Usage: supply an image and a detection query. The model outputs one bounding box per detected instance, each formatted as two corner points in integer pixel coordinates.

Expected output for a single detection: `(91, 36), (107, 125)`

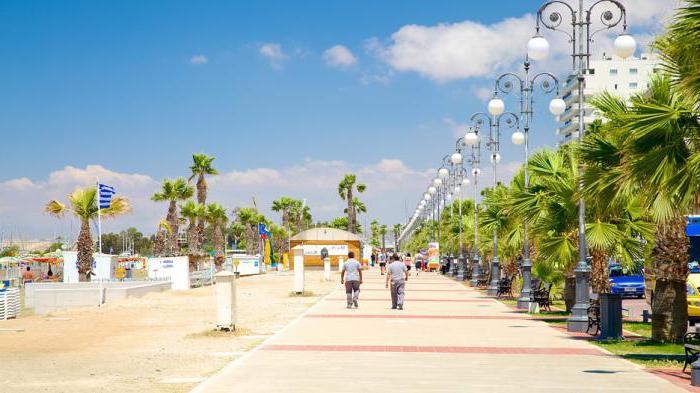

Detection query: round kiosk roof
(290, 227), (361, 242)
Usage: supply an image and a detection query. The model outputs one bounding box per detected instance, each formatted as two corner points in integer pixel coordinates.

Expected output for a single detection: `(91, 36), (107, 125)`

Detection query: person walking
(386, 254), (408, 310)
(379, 252), (387, 275)
(414, 253), (422, 276)
(341, 251), (362, 309)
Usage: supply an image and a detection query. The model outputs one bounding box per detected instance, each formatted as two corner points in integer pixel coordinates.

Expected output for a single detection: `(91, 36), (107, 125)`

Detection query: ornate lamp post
(488, 61), (564, 309)
(463, 127), (482, 287)
(527, 0), (635, 332)
(451, 144), (467, 280)
(470, 111), (519, 296)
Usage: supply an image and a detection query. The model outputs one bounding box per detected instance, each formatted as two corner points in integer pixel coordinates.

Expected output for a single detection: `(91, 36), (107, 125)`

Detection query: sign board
(302, 245), (348, 256)
(428, 242), (440, 269)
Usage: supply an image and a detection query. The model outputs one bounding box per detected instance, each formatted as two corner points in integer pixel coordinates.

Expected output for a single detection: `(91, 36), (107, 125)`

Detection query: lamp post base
(469, 258), (481, 287)
(455, 257), (465, 281)
(516, 296), (531, 310)
(567, 262), (591, 332)
(486, 258), (500, 296)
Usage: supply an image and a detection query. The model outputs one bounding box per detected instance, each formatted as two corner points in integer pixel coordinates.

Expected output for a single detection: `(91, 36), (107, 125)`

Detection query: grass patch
(593, 339), (685, 369)
(623, 321), (652, 337)
(289, 291), (316, 297)
(186, 327), (252, 339)
(500, 299), (518, 307)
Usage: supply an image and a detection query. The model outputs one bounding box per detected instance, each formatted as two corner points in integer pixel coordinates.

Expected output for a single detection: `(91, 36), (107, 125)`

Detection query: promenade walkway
(193, 268), (684, 392)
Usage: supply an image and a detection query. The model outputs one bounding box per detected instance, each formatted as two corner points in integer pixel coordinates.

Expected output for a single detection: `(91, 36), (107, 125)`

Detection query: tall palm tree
(46, 187), (130, 281)
(272, 197), (295, 251)
(338, 174), (366, 234)
(370, 220), (381, 248)
(189, 154), (218, 244)
(393, 224), (402, 252)
(587, 75), (699, 342)
(380, 224), (388, 253)
(152, 178), (194, 256)
(180, 200), (205, 255)
(153, 219), (171, 257)
(233, 207), (265, 255)
(206, 203), (228, 265)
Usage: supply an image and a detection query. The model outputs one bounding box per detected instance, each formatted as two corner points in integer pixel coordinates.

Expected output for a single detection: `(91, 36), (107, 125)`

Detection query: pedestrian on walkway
(341, 251), (362, 309)
(379, 252), (387, 275)
(414, 253), (422, 275)
(386, 254), (408, 310)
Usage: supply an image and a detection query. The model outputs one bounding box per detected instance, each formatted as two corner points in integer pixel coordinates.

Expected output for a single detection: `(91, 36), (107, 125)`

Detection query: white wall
(148, 256), (190, 290)
(62, 251), (117, 283)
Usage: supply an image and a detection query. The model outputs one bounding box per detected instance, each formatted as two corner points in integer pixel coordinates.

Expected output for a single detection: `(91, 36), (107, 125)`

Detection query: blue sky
(0, 0), (675, 239)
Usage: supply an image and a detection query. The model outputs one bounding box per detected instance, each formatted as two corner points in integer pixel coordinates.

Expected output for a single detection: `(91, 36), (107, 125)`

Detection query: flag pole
(97, 180), (103, 254)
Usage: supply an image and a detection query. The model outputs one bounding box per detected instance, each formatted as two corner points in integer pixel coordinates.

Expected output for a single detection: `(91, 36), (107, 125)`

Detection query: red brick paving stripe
(647, 369), (700, 392)
(306, 314), (530, 320)
(261, 344), (603, 356)
(326, 298), (494, 303)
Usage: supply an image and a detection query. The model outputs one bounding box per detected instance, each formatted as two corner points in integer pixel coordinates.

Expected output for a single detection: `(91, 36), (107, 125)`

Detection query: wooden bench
(684, 332), (700, 372)
(587, 304), (601, 336)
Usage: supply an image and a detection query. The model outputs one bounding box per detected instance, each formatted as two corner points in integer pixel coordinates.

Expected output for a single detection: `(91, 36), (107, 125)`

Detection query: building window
(629, 82), (639, 89)
(629, 68), (638, 75)
(609, 69), (618, 75)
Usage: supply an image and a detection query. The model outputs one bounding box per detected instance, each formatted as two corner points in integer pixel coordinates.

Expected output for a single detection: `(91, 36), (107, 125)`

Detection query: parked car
(688, 273), (700, 325)
(608, 264), (645, 298)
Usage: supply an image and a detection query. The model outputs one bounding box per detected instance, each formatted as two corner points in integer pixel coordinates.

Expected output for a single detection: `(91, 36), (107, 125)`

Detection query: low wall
(26, 281), (171, 314)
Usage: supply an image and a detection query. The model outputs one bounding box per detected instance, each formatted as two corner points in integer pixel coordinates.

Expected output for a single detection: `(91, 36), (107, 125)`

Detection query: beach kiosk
(289, 227), (361, 269)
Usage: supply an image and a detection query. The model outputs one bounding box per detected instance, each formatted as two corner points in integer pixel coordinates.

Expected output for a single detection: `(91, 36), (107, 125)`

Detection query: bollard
(337, 257), (344, 272)
(215, 271), (237, 331)
(324, 257), (331, 281)
(293, 246), (304, 294)
(693, 360), (700, 387)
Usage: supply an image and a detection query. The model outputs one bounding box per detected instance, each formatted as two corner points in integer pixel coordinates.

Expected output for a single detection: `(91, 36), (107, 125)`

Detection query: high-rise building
(557, 53), (661, 144)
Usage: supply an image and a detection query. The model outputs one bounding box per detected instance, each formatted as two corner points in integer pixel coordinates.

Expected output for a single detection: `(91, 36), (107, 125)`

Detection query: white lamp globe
(424, 193), (431, 200)
(549, 98), (567, 116)
(438, 168), (449, 179)
(491, 153), (502, 164)
(512, 131), (525, 145)
(464, 130), (479, 146)
(462, 178), (470, 186)
(473, 168), (481, 176)
(429, 186), (437, 195)
(613, 33), (636, 59)
(451, 152), (463, 165)
(454, 186), (461, 194)
(433, 178), (442, 187)
(527, 35), (550, 61)
(446, 193), (452, 201)
(488, 97), (505, 116)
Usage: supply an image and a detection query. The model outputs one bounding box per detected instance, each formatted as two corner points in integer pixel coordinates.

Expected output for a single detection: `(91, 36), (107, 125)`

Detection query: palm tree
(233, 207), (266, 255)
(45, 187), (130, 281)
(379, 224), (388, 253)
(153, 219), (171, 257)
(370, 220), (381, 248)
(587, 75), (699, 342)
(272, 197), (295, 251)
(180, 200), (205, 255)
(338, 174), (366, 234)
(206, 203), (228, 265)
(393, 224), (402, 252)
(189, 154), (218, 244)
(152, 178), (194, 256)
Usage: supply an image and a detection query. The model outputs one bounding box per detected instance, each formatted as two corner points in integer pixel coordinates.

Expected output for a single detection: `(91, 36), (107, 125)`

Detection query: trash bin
(600, 293), (623, 340)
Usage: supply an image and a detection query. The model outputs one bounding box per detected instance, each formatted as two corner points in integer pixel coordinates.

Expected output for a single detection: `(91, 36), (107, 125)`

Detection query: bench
(587, 304), (601, 336)
(684, 333), (700, 372)
(531, 283), (552, 311)
(497, 277), (513, 299)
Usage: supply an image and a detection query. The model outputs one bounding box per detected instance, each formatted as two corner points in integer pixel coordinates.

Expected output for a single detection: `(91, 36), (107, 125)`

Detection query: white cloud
(189, 55), (208, 65)
(322, 45), (358, 68)
(443, 117), (469, 139)
(371, 1), (676, 82)
(259, 43), (287, 67)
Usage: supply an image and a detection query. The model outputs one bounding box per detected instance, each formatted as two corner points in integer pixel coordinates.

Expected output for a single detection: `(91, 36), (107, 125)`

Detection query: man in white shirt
(341, 251), (363, 309)
(385, 254), (408, 310)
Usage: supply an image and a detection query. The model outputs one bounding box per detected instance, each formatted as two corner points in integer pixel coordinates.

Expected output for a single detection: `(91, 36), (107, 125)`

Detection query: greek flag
(98, 183), (116, 209)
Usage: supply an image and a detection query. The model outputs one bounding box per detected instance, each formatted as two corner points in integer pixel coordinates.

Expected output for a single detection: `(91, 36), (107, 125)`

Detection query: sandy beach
(0, 270), (337, 393)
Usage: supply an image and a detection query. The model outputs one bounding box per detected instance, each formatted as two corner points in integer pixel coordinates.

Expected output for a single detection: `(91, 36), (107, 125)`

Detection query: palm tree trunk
(591, 249), (611, 294)
(77, 218), (93, 282)
(651, 215), (689, 342)
(166, 201), (179, 256)
(347, 189), (355, 233)
(196, 174), (207, 244)
(187, 221), (199, 255)
(213, 224), (224, 266)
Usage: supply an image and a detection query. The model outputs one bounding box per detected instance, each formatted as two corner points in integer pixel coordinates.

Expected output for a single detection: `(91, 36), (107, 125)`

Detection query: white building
(557, 53), (661, 144)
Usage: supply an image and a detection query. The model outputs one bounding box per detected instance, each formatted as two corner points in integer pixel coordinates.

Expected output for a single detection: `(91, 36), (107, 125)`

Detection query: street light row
(398, 0), (637, 331)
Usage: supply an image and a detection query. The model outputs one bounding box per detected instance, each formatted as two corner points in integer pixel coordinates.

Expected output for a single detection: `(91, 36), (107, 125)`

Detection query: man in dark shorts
(379, 252), (387, 275)
(341, 251), (362, 308)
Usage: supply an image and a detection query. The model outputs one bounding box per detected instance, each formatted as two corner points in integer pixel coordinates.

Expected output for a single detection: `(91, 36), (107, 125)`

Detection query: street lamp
(527, 0), (635, 332)
(471, 111), (519, 296)
(491, 60), (561, 309)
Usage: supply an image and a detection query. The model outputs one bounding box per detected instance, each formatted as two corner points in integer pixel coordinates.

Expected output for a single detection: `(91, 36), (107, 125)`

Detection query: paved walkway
(193, 269), (684, 392)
